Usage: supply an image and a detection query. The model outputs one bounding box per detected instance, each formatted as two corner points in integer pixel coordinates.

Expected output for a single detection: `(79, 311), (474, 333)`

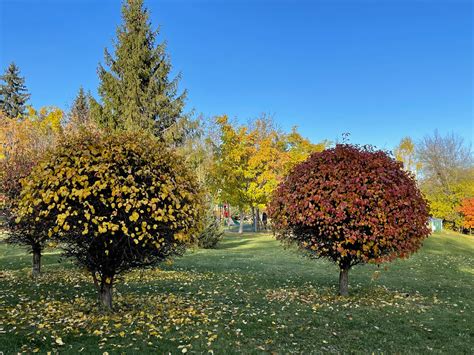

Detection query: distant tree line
(394, 134), (473, 232)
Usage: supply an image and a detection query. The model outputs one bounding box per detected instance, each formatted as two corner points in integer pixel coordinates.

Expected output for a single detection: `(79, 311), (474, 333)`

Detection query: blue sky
(1, 0), (472, 149)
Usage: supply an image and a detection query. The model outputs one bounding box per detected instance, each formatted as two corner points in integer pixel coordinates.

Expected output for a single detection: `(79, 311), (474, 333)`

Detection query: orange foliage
(0, 107), (63, 202)
(458, 198), (474, 229)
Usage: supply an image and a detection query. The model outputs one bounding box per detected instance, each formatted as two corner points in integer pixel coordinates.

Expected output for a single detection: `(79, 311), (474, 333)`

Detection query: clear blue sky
(1, 0), (472, 149)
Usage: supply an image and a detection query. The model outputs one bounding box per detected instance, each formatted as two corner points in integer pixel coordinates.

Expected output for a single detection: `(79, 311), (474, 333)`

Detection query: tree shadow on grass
(216, 234), (279, 252)
(215, 236), (266, 250)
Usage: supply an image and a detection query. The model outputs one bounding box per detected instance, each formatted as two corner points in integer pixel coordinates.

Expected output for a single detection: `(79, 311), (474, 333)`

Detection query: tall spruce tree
(95, 0), (186, 139)
(0, 63), (30, 118)
(69, 87), (90, 127)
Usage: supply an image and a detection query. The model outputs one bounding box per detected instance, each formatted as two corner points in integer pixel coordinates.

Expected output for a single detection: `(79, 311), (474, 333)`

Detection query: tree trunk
(100, 282), (113, 310)
(339, 267), (349, 296)
(32, 248), (41, 278)
(239, 209), (244, 234)
(252, 206), (258, 232)
(256, 208), (260, 232)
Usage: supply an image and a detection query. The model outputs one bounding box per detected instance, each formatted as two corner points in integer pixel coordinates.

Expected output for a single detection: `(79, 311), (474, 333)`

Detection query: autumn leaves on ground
(1, 230), (472, 353)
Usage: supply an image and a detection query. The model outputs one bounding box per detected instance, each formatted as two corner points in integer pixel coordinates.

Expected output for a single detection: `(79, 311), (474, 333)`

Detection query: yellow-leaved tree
(417, 131), (473, 230)
(210, 115), (254, 233)
(210, 115), (328, 232)
(14, 129), (203, 309)
(247, 120), (327, 231)
(394, 136), (421, 176)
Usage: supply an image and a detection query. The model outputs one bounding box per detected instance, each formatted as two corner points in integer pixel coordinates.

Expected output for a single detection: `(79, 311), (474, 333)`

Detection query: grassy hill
(1, 230), (472, 353)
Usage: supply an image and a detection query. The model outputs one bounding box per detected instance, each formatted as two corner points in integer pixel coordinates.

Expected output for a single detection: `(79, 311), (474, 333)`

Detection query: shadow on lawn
(216, 238), (251, 250)
(216, 234), (277, 252)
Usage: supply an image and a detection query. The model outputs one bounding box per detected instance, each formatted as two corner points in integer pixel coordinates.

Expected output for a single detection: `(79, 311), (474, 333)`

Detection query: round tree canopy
(15, 129), (204, 276)
(269, 144), (431, 270)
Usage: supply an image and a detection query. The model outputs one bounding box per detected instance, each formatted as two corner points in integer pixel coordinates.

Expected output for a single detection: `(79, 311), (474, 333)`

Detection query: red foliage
(268, 144), (431, 271)
(458, 198), (474, 229)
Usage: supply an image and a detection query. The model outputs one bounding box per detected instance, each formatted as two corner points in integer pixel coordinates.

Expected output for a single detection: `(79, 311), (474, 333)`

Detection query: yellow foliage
(394, 136), (421, 175)
(129, 211), (139, 222)
(0, 107), (63, 205)
(211, 115), (328, 210)
(15, 130), (204, 272)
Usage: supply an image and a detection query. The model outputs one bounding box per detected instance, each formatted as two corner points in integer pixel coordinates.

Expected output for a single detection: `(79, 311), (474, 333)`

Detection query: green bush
(197, 208), (224, 249)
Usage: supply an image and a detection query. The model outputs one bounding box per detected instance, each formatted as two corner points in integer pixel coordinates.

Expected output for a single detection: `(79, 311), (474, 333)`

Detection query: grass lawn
(0, 229), (473, 354)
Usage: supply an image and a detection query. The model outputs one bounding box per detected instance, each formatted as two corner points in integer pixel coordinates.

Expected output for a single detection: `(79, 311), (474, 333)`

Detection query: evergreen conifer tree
(0, 63), (30, 118)
(94, 0), (186, 139)
(69, 87), (90, 127)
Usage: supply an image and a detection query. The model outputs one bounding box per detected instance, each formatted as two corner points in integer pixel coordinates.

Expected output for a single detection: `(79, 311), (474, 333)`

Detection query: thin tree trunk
(339, 267), (349, 296)
(32, 248), (41, 278)
(100, 282), (113, 310)
(256, 208), (260, 232)
(239, 209), (244, 234)
(252, 206), (257, 232)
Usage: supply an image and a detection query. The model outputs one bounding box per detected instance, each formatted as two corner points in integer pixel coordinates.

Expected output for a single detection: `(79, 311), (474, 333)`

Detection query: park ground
(0, 230), (473, 354)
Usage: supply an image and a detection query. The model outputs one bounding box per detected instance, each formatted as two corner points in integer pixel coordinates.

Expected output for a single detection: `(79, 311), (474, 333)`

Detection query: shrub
(268, 144), (430, 296)
(197, 207), (224, 249)
(15, 129), (204, 309)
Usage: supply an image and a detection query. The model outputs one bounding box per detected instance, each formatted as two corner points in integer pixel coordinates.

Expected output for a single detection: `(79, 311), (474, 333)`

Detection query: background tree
(210, 115), (253, 233)
(210, 115), (328, 232)
(417, 131), (473, 230)
(0, 107), (63, 277)
(179, 116), (223, 245)
(245, 118), (328, 231)
(179, 116), (217, 188)
(394, 136), (421, 175)
(0, 63), (30, 118)
(458, 198), (474, 234)
(94, 0), (188, 142)
(269, 144), (431, 296)
(1, 106), (63, 198)
(417, 131), (472, 189)
(283, 126), (328, 173)
(68, 87), (91, 129)
(14, 130), (203, 309)
(246, 116), (284, 231)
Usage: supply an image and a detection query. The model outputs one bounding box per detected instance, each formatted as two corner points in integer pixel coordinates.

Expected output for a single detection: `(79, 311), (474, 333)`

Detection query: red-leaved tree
(458, 198), (474, 232)
(268, 144), (431, 296)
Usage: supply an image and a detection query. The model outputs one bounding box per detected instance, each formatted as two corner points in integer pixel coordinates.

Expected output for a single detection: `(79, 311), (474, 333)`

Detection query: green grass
(1, 230), (473, 354)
